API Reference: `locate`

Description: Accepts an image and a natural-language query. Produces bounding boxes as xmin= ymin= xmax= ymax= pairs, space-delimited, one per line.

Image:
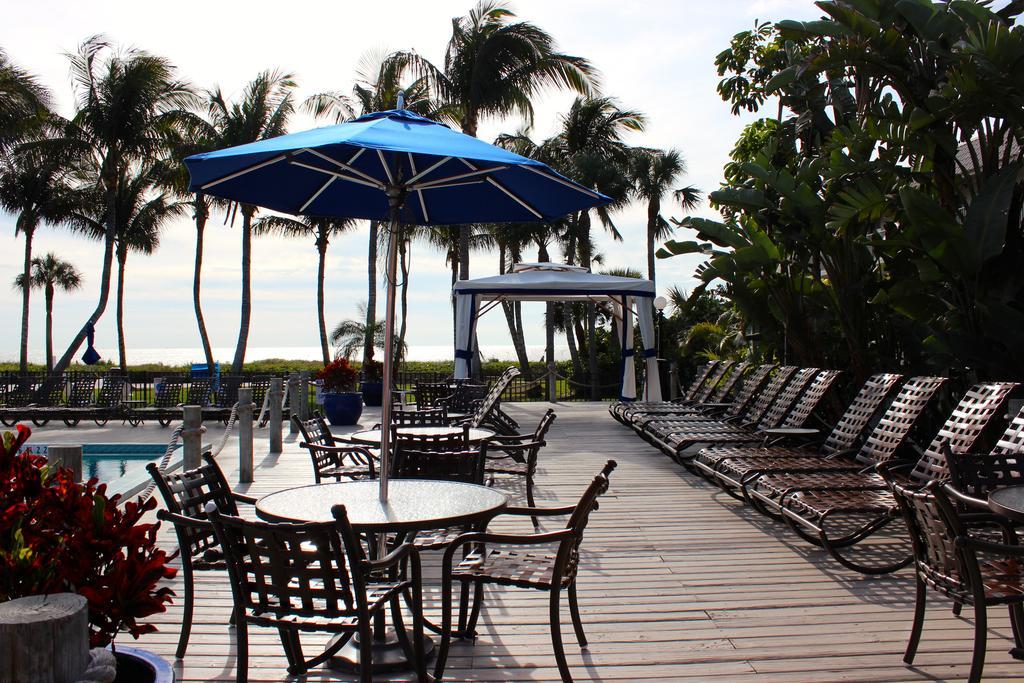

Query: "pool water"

xmin=80 ymin=444 xmax=181 ymax=483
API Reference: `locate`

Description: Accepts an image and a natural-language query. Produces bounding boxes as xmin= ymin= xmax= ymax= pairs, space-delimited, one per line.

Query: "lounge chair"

xmin=694 ymin=373 xmax=905 ymax=494
xmin=774 ymin=381 xmax=1018 ymax=574
xmin=129 ymin=376 xmax=186 ymax=427
xmin=59 ymin=375 xmax=99 ymax=427
xmin=642 ymin=366 xmax=799 ymax=460
xmin=90 ymin=374 xmax=128 ymax=426
xmin=652 ymin=368 xmax=840 ymax=463
xmin=449 ymin=367 xmax=521 ymax=435
xmin=609 ymin=360 xmax=721 ymax=423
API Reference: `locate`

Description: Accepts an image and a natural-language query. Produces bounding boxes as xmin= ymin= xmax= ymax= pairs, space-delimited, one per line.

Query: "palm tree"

xmin=551 ymin=96 xmax=644 ymax=397
xmin=44 ymin=36 xmax=194 ymax=380
xmin=330 ymin=302 xmax=388 ymax=360
xmin=629 ymin=148 xmax=702 ymax=285
xmin=208 ymin=70 xmax=296 ymax=373
xmin=253 ymin=215 xmax=356 ymax=365
xmin=71 ymin=165 xmax=183 ymax=370
xmin=0 ymin=48 xmax=51 ymax=151
xmin=402 ymin=0 xmax=599 ymax=280
xmin=305 ymin=49 xmax=442 ymax=369
xmin=0 ymin=149 xmax=74 ymax=374
xmin=14 ymin=254 xmax=82 ymax=372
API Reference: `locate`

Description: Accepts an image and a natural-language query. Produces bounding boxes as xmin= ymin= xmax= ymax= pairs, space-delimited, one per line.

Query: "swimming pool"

xmin=22 ymin=443 xmax=182 ymax=486
xmin=81 ymin=444 xmax=182 ymax=483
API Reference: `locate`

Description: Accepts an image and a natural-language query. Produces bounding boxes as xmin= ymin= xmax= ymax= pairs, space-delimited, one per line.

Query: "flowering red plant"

xmin=0 ymin=425 xmax=177 ymax=647
xmin=316 ymin=358 xmax=359 ymax=392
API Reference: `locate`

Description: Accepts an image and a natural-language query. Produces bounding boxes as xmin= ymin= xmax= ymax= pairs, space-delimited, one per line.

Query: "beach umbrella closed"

xmin=184 ymin=105 xmax=608 ymax=501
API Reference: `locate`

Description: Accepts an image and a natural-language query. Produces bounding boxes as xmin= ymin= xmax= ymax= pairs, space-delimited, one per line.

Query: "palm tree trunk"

xmin=396 ymin=238 xmax=410 ymax=374
xmin=363 ymin=220 xmax=379 ymax=365
xmin=232 ymin=206 xmax=254 ymax=373
xmin=647 ymin=212 xmax=657 ymax=285
xmin=578 ymin=211 xmax=599 ymax=400
xmin=19 ymin=225 xmax=34 ymax=374
xmin=193 ymin=197 xmax=215 ymax=373
xmin=563 ymin=227 xmax=584 ymax=377
xmin=316 ymin=241 xmax=329 ymax=365
xmin=49 ymin=192 xmax=118 ymax=384
xmin=116 ymin=247 xmax=128 ymax=372
xmin=44 ymin=284 xmax=54 ymax=374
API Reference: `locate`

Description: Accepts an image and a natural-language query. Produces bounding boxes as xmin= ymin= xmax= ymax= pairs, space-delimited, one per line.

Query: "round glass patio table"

xmin=255 ymin=480 xmax=508 ymax=674
xmin=348 ymin=425 xmax=495 ymax=446
xmin=989 ymin=486 xmax=1024 ymax=522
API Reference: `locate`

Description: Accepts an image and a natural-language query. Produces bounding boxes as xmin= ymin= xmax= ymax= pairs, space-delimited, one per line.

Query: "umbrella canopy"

xmin=184 ymin=107 xmax=609 ymax=504
xmin=185 ymin=108 xmax=606 ymax=224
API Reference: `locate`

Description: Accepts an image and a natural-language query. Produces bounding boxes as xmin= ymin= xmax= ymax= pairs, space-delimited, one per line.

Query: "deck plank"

xmin=127 ymin=401 xmax=1024 ymax=681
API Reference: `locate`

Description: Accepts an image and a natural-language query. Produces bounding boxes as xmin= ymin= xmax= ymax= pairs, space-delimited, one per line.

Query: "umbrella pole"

xmin=378 ymin=208 xmax=401 ymax=503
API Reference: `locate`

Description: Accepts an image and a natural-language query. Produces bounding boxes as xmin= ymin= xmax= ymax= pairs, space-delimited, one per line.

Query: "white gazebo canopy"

xmin=452 ymin=263 xmax=662 ymax=401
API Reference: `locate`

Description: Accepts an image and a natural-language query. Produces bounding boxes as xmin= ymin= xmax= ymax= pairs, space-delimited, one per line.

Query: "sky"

xmin=0 ymin=0 xmax=821 ymax=365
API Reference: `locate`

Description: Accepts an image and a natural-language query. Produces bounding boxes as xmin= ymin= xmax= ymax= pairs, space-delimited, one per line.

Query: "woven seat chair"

xmin=772 ymin=382 xmax=1019 ymax=574
xmin=695 ymin=373 xmax=905 ymax=495
xmin=374 ymin=406 xmax=449 ymax=429
xmin=60 ymin=375 xmax=97 ymax=426
xmin=637 ymin=363 xmax=781 ymax=438
xmin=940 ymin=405 xmax=1024 ymax=513
xmin=147 ymin=453 xmax=258 ymax=659
xmin=610 ymin=360 xmax=723 ymax=423
xmin=130 ymin=376 xmax=186 ymax=427
xmin=644 ymin=366 xmax=801 ymax=462
xmin=392 ymin=427 xmax=482 ymax=485
xmin=414 ymin=381 xmax=455 ymax=408
xmin=22 ymin=375 xmax=66 ymax=427
xmin=433 ymin=460 xmax=617 ymax=683
xmin=885 ymin=473 xmax=1024 ymax=683
xmin=486 ymin=408 xmax=557 ymax=528
xmin=449 ymin=367 xmax=522 ymax=435
xmin=207 ymin=502 xmax=428 ymax=683
xmin=614 ymin=360 xmax=742 ymax=422
xmin=661 ymin=368 xmax=840 ymax=463
xmin=184 ymin=376 xmax=213 ymax=407
xmin=90 ymin=373 xmax=127 ymax=426
xmin=293 ymin=413 xmax=376 ymax=482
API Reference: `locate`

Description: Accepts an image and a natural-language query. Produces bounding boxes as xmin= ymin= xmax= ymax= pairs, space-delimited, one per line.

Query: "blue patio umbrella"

xmin=184 ymin=105 xmax=609 ymax=501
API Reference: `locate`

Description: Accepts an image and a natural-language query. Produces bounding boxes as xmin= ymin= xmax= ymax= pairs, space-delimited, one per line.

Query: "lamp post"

xmin=653 ymin=295 xmax=668 ymax=358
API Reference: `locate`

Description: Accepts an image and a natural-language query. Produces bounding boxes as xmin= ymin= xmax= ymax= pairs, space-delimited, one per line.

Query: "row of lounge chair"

xmin=611 ymin=360 xmax=1023 ymax=575
xmin=0 ymin=374 xmax=277 ymax=428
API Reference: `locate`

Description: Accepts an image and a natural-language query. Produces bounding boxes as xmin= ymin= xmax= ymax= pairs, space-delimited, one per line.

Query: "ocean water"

xmin=19 ymin=344 xmax=570 ymax=366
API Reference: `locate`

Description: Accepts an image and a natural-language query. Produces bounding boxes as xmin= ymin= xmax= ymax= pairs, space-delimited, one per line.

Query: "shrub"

xmin=0 ymin=425 xmax=177 ymax=646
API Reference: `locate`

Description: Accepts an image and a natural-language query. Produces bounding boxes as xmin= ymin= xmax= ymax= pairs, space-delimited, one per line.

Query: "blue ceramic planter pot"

xmin=361 ymin=381 xmax=383 ymax=407
xmin=323 ymin=391 xmax=364 ymax=426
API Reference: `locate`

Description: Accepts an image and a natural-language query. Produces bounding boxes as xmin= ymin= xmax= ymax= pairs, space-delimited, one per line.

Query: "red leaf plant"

xmin=0 ymin=425 xmax=177 ymax=647
xmin=316 ymin=358 xmax=359 ymax=392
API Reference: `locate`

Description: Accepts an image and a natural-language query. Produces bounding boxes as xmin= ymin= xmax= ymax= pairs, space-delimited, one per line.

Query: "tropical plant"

xmin=207 ymin=69 xmax=296 ymax=373
xmin=42 ymin=36 xmax=194 ymax=382
xmin=0 ymin=148 xmax=74 ymax=374
xmin=14 ymin=253 xmax=82 ymax=373
xmin=315 ymin=358 xmax=359 ymax=393
xmin=401 ymin=0 xmax=600 ymax=280
xmin=0 ymin=48 xmax=51 ymax=151
xmin=660 ymin=1 xmax=1024 ymax=382
xmin=72 ymin=165 xmax=183 ymax=370
xmin=0 ymin=425 xmax=177 ymax=647
xmin=628 ymin=147 xmax=702 ymax=285
xmin=330 ymin=302 xmax=387 ymax=361
xmin=253 ymin=215 xmax=356 ymax=365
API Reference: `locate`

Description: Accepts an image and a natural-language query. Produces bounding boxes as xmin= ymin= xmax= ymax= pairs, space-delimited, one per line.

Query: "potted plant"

xmin=360 ymin=359 xmax=384 ymax=407
xmin=316 ymin=358 xmax=363 ymax=425
xmin=0 ymin=425 xmax=177 ymax=682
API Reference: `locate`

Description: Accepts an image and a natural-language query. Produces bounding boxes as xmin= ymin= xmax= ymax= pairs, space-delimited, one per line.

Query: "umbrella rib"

xmin=523 ymin=166 xmax=601 ymax=198
xmin=299 ymin=176 xmax=336 ymax=213
xmin=200 ymin=153 xmax=288 ymax=189
xmin=377 ymin=150 xmax=395 ymax=185
xmin=406 ymin=156 xmax=452 ymax=184
xmin=410 ymin=165 xmax=509 ymax=190
xmin=289 ymin=160 xmax=381 ymax=189
xmin=303 ymin=148 xmax=383 ymax=188
xmin=486 ymin=177 xmax=543 ymax=219
xmin=408 ymin=153 xmax=430 ymax=223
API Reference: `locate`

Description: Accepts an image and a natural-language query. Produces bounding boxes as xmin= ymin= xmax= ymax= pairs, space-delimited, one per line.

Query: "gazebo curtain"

xmin=454 ymin=293 xmax=478 ymax=378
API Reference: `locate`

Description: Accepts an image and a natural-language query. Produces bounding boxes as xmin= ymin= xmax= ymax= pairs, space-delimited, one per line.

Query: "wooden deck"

xmin=135 ymin=402 xmax=1024 ymax=681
